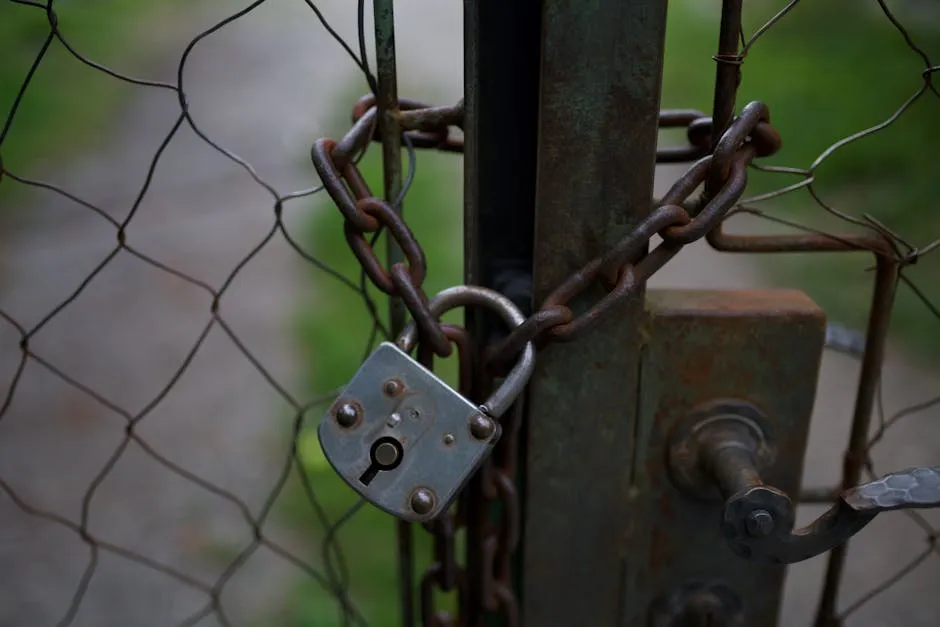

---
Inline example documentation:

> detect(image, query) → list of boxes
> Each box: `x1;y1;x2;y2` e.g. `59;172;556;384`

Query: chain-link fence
685;2;940;625
0;1;424;625
0;0;938;626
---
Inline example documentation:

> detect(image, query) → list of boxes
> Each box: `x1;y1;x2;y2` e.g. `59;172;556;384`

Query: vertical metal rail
520;2;669;626
373;0;404;332
710;0;744;154
372;1;412;625
463;3;540;312
815;257;899;627
705;2;905;622
464;0;541;624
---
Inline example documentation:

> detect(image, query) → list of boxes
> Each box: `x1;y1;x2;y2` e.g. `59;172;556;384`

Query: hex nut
722;485;793;560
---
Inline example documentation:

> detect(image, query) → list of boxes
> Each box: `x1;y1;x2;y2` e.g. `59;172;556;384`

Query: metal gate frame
466;1;673;625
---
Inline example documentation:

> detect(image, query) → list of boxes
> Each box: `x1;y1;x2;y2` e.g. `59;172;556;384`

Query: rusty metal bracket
636;289;826;627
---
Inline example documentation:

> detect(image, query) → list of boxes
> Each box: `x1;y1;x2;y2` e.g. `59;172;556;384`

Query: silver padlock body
318;341;501;521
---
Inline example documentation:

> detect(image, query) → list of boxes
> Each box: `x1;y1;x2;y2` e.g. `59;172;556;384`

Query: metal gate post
520;2;669;626
464;1;541;624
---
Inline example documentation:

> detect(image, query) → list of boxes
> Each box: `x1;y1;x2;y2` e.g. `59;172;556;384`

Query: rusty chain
476;389;523;627
411;319;521;627
315;96;779;366
485;100;780;367
311;95;780;627
416;326;472;627
347;99;717;162
311;124;452;359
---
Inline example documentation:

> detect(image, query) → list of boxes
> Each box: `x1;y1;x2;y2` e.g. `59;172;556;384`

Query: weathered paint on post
638;289;825;626
521;1;669;625
373;0;405;336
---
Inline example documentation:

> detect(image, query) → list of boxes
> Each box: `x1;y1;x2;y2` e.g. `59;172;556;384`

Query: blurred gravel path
0;2;936;626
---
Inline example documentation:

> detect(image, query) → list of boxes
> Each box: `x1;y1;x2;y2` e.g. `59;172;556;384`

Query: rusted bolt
469;413;495;440
745;509;774;537
443;433;456;446
410;488;435;515
382;378;404;397
334;401;360;428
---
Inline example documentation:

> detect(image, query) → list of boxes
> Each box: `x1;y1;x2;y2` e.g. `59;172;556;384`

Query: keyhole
359;437;404;486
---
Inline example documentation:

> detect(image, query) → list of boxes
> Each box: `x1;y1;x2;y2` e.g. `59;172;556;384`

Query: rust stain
648;524;673;574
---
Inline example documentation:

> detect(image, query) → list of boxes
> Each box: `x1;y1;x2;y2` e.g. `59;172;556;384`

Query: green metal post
372;2;413;625
520;2;669;626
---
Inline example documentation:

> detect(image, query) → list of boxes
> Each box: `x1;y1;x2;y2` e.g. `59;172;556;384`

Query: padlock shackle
397;285;536;419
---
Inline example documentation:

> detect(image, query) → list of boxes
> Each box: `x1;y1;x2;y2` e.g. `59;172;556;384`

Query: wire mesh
698;0;940;624
0;0;409;625
1;0;939;626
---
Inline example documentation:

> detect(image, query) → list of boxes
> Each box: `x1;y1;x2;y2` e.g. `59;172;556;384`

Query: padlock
317;285;536;521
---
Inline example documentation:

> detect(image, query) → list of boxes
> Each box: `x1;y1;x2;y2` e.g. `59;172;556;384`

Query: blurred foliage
663;0;940;363
0;0;189;185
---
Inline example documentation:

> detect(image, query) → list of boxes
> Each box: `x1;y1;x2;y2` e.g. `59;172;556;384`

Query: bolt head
334;401;360;428
386;412;402;428
469;413;495;440
745;509;775;537
443;433;456;446
382;378;404;397
409;488;435;516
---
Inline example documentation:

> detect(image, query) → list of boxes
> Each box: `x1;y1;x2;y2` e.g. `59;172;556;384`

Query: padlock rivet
410;488;435;515
469;413;495;440
382;378;404;397
443;433;456;446
335;401;360;428
387;412;402;428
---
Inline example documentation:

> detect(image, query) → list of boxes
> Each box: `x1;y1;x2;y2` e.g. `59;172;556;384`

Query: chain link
477;397;523;627
349;101;721;165
485;100;781;366
310;113;454;359
656;108;713;163
416;325;472;627
312;96;781;626
352;95;465;153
